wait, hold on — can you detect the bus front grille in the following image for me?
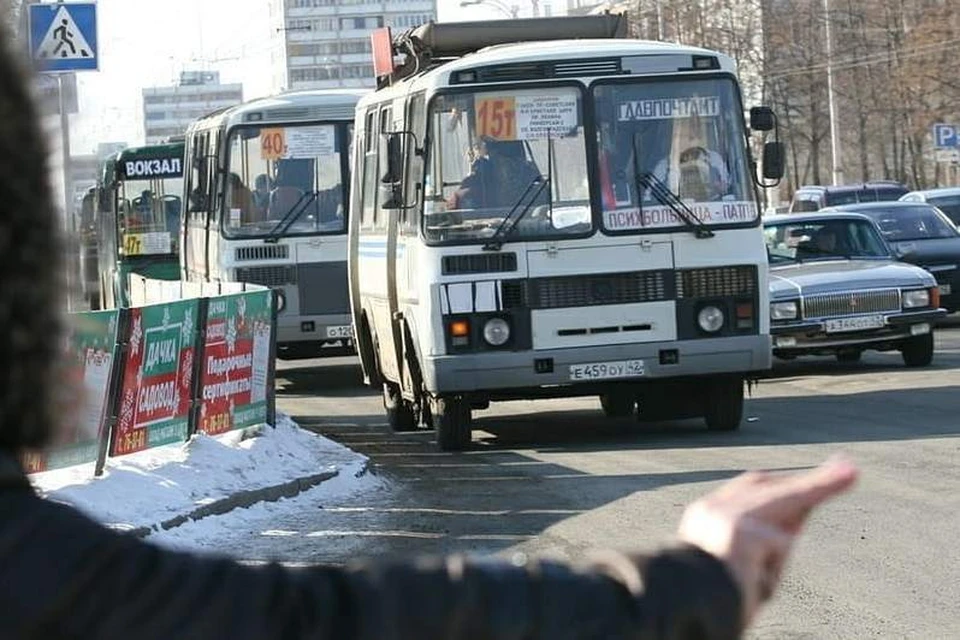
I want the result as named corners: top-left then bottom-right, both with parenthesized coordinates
top-left (235, 265), bottom-right (297, 288)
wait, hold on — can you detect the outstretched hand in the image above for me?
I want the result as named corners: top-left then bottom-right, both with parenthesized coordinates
top-left (677, 456), bottom-right (859, 626)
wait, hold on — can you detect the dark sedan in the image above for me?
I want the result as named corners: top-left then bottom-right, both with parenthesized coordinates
top-left (821, 201), bottom-right (960, 312)
top-left (764, 212), bottom-right (945, 365)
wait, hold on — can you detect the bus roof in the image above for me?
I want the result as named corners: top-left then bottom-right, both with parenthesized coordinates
top-left (364, 35), bottom-right (738, 107)
top-left (114, 141), bottom-right (184, 162)
top-left (188, 88), bottom-right (369, 133)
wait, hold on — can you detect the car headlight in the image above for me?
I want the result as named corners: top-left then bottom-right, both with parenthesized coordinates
top-left (770, 301), bottom-right (799, 320)
top-left (697, 305), bottom-right (725, 333)
top-left (902, 289), bottom-right (930, 309)
top-left (482, 317), bottom-right (511, 346)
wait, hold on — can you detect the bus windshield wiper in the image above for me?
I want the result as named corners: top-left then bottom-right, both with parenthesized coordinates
top-left (265, 191), bottom-right (319, 243)
top-left (631, 134), bottom-right (713, 239)
top-left (482, 176), bottom-right (548, 251)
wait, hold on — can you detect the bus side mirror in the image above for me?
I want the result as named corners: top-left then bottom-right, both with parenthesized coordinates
top-left (763, 141), bottom-right (785, 180)
top-left (750, 106), bottom-right (776, 132)
top-left (381, 133), bottom-right (403, 185)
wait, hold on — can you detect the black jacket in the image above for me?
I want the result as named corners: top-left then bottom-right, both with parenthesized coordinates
top-left (0, 453), bottom-right (742, 639)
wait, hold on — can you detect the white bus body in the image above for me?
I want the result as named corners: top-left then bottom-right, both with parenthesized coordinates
top-left (350, 17), bottom-right (777, 449)
top-left (183, 89), bottom-right (367, 358)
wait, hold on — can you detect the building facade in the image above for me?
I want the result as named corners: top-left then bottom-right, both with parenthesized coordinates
top-left (142, 71), bottom-right (243, 144)
top-left (272, 0), bottom-right (437, 92)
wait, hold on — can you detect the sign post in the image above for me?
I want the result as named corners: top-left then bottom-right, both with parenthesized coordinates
top-left (28, 2), bottom-right (99, 288)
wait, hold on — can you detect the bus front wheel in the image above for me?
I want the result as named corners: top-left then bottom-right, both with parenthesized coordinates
top-left (384, 382), bottom-right (417, 432)
top-left (433, 396), bottom-right (471, 451)
top-left (703, 376), bottom-right (744, 432)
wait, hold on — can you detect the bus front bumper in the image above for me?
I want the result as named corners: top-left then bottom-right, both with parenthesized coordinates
top-left (276, 313), bottom-right (353, 346)
top-left (422, 334), bottom-right (771, 395)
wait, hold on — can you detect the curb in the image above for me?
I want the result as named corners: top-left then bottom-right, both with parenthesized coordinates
top-left (127, 461), bottom-right (369, 538)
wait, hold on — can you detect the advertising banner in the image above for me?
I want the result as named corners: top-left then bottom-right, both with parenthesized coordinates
top-left (23, 310), bottom-right (121, 473)
top-left (198, 290), bottom-right (273, 435)
top-left (111, 300), bottom-right (198, 456)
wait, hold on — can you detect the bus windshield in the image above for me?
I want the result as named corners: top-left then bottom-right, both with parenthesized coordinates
top-left (117, 176), bottom-right (182, 257)
top-left (223, 123), bottom-right (349, 239)
top-left (423, 86), bottom-right (592, 244)
top-left (592, 77), bottom-right (757, 233)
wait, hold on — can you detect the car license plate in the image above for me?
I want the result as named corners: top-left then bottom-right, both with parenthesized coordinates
top-left (326, 325), bottom-right (353, 339)
top-left (569, 359), bottom-right (645, 381)
top-left (824, 315), bottom-right (884, 333)
top-left (939, 284), bottom-right (952, 296)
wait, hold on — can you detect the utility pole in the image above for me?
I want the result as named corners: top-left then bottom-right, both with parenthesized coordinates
top-left (823, 0), bottom-right (844, 185)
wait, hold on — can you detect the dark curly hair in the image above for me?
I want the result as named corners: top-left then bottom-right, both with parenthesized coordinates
top-left (0, 24), bottom-right (64, 451)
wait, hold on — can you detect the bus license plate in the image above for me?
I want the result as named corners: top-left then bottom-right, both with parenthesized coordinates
top-left (326, 325), bottom-right (353, 339)
top-left (824, 315), bottom-right (884, 333)
top-left (569, 359), bottom-right (645, 381)
top-left (939, 284), bottom-right (952, 296)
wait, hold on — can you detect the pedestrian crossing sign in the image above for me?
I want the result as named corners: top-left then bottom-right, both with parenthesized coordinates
top-left (29, 2), bottom-right (98, 73)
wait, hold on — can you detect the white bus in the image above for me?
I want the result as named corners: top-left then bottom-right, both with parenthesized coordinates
top-left (183, 89), bottom-right (367, 358)
top-left (349, 16), bottom-right (784, 449)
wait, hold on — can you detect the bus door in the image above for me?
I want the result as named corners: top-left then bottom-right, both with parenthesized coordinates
top-left (378, 105), bottom-right (407, 385)
top-left (184, 130), bottom-right (216, 281)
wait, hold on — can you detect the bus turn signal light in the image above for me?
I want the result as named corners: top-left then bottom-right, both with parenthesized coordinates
top-left (450, 319), bottom-right (470, 337)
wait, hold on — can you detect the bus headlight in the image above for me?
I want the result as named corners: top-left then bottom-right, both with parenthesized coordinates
top-left (770, 301), bottom-right (798, 320)
top-left (902, 289), bottom-right (930, 309)
top-left (275, 289), bottom-right (286, 313)
top-left (482, 318), bottom-right (511, 346)
top-left (697, 305), bottom-right (725, 333)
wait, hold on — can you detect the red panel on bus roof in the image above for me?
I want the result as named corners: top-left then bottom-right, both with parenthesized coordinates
top-left (371, 27), bottom-right (394, 78)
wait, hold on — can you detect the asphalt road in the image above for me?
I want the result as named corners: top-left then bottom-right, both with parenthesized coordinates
top-left (231, 323), bottom-right (960, 638)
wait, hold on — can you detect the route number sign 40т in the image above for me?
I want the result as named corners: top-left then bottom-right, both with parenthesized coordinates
top-left (260, 128), bottom-right (287, 161)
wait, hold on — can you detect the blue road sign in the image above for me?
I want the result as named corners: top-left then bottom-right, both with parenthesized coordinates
top-left (29, 2), bottom-right (98, 73)
top-left (933, 123), bottom-right (957, 149)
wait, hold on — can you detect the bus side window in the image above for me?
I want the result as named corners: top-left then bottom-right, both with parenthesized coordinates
top-left (360, 109), bottom-right (379, 231)
top-left (188, 132), bottom-right (208, 220)
top-left (208, 130), bottom-right (222, 228)
top-left (401, 93), bottom-right (426, 235)
top-left (375, 107), bottom-right (393, 233)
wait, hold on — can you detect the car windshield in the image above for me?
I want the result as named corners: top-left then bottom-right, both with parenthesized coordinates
top-left (866, 206), bottom-right (959, 241)
top-left (422, 86), bottom-right (592, 244)
top-left (764, 219), bottom-right (890, 262)
top-left (117, 176), bottom-right (182, 257)
top-left (223, 123), bottom-right (350, 239)
top-left (592, 77), bottom-right (757, 232)
top-left (927, 195), bottom-right (960, 225)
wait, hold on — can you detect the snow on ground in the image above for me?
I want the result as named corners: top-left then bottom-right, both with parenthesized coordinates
top-left (147, 458), bottom-right (387, 552)
top-left (30, 414), bottom-right (372, 532)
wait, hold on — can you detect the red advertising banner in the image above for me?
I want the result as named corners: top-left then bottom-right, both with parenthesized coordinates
top-left (112, 299), bottom-right (198, 456)
top-left (198, 291), bottom-right (273, 436)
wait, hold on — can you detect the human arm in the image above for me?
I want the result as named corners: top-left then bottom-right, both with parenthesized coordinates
top-left (3, 490), bottom-right (741, 640)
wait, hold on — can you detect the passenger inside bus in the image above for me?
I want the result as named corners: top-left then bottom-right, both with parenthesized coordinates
top-left (226, 172), bottom-right (259, 224)
top-left (252, 174), bottom-right (273, 214)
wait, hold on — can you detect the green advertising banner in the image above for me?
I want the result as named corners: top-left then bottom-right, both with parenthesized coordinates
top-left (23, 310), bottom-right (121, 474)
top-left (112, 299), bottom-right (198, 457)
top-left (198, 290), bottom-right (274, 435)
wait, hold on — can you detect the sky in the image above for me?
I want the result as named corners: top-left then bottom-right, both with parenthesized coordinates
top-left (61, 0), bottom-right (534, 155)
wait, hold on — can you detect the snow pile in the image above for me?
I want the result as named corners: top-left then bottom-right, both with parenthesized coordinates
top-left (30, 414), bottom-right (367, 532)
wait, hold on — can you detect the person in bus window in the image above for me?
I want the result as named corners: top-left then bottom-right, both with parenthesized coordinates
top-left (449, 137), bottom-right (542, 211)
top-left (227, 173), bottom-right (258, 225)
top-left (650, 112), bottom-right (730, 202)
top-left (252, 174), bottom-right (273, 215)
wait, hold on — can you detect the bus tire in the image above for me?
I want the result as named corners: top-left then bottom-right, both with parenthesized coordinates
top-left (434, 396), bottom-right (471, 451)
top-left (704, 376), bottom-right (744, 432)
top-left (599, 392), bottom-right (635, 418)
top-left (383, 382), bottom-right (417, 432)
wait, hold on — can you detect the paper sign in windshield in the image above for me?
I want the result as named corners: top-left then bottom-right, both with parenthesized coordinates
top-left (618, 96), bottom-right (720, 121)
top-left (604, 201), bottom-right (757, 230)
top-left (516, 95), bottom-right (578, 139)
top-left (124, 232), bottom-right (172, 256)
top-left (287, 126), bottom-right (336, 159)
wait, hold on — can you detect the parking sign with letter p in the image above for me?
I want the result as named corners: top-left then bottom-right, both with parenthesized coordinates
top-left (934, 124), bottom-right (957, 149)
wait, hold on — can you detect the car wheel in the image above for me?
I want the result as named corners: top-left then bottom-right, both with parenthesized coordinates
top-left (836, 349), bottom-right (862, 363)
top-left (383, 382), bottom-right (417, 432)
top-left (599, 391), bottom-right (635, 418)
top-left (901, 333), bottom-right (934, 367)
top-left (704, 376), bottom-right (744, 431)
top-left (434, 396), bottom-right (471, 451)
